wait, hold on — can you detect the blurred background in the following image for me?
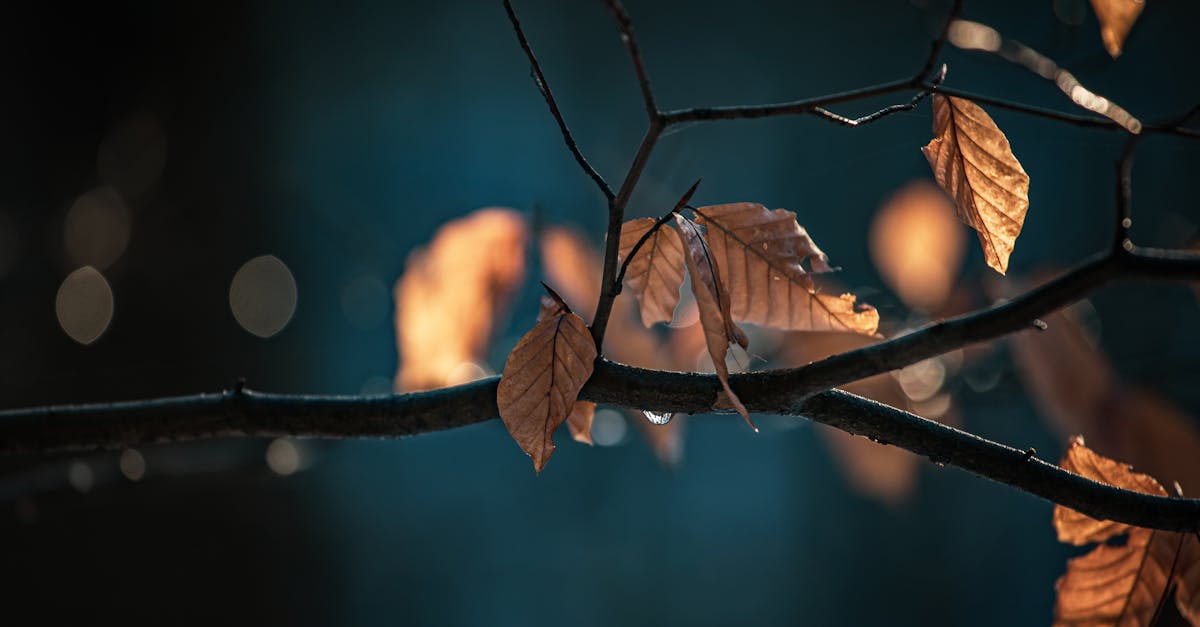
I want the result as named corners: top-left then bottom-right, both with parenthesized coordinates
top-left (1, 0), bottom-right (1198, 624)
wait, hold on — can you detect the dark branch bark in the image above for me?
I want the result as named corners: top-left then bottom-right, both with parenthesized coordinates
top-left (3, 375), bottom-right (1199, 532)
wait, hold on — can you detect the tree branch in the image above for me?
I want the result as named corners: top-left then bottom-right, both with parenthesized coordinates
top-left (3, 374), bottom-right (1199, 532)
top-left (503, 0), bottom-right (615, 202)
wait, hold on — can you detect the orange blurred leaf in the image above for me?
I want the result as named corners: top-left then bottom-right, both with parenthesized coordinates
top-left (674, 213), bottom-right (753, 429)
top-left (394, 208), bottom-right (527, 391)
top-left (869, 180), bottom-right (967, 312)
top-left (1052, 437), bottom-right (1188, 627)
top-left (567, 401), bottom-right (597, 445)
top-left (617, 218), bottom-right (686, 327)
top-left (496, 287), bottom-right (597, 472)
top-left (694, 203), bottom-right (879, 335)
top-left (1090, 0), bottom-right (1144, 58)
top-left (922, 95), bottom-right (1030, 275)
top-left (540, 226), bottom-right (602, 317)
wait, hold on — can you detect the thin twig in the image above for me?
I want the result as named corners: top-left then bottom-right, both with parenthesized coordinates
top-left (590, 120), bottom-right (664, 348)
top-left (612, 179), bottom-right (700, 292)
top-left (810, 66), bottom-right (946, 128)
top-left (915, 0), bottom-right (963, 81)
top-left (661, 78), bottom-right (916, 125)
top-left (503, 0), bottom-right (615, 202)
top-left (600, 0), bottom-right (659, 120)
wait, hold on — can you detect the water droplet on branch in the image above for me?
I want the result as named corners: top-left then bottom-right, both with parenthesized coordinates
top-left (643, 410), bottom-right (673, 425)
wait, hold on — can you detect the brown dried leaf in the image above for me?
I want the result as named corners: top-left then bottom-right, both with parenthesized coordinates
top-left (922, 95), bottom-right (1030, 275)
top-left (566, 401), bottom-right (597, 445)
top-left (496, 292), bottom-right (597, 472)
top-left (695, 203), bottom-right (879, 335)
top-left (1054, 436), bottom-right (1168, 546)
top-left (395, 208), bottom-right (527, 391)
top-left (869, 180), bottom-right (967, 312)
top-left (617, 218), bottom-right (686, 327)
top-left (1054, 527), bottom-right (1180, 627)
top-left (673, 213), bottom-right (753, 429)
top-left (1090, 0), bottom-right (1144, 58)
top-left (1052, 438), bottom-right (1187, 627)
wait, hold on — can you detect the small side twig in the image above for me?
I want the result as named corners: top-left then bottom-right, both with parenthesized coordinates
top-left (915, 0), bottom-right (963, 81)
top-left (600, 0), bottom-right (659, 121)
top-left (612, 179), bottom-right (700, 293)
top-left (810, 65), bottom-right (947, 128)
top-left (503, 0), bottom-right (615, 202)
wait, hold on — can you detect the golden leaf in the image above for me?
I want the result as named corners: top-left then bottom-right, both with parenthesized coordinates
top-left (1055, 527), bottom-right (1180, 627)
top-left (694, 203), bottom-right (879, 335)
top-left (1051, 437), bottom-right (1191, 627)
top-left (617, 218), bottom-right (686, 327)
top-left (496, 289), bottom-right (597, 472)
top-left (394, 208), bottom-right (527, 391)
top-left (1090, 0), bottom-right (1145, 58)
top-left (673, 213), bottom-right (753, 429)
top-left (1054, 436), bottom-right (1167, 546)
top-left (922, 95), bottom-right (1030, 275)
top-left (869, 180), bottom-right (967, 312)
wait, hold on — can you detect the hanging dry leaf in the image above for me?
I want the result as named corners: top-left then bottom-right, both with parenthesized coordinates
top-left (566, 401), bottom-right (597, 445)
top-left (617, 218), bottom-right (686, 327)
top-left (496, 287), bottom-right (597, 472)
top-left (673, 213), bottom-right (753, 429)
top-left (395, 208), bottom-right (527, 391)
top-left (1090, 0), bottom-right (1144, 58)
top-left (694, 203), bottom-right (879, 335)
top-left (922, 94), bottom-right (1030, 275)
top-left (1052, 437), bottom-right (1190, 627)
top-left (869, 180), bottom-right (967, 312)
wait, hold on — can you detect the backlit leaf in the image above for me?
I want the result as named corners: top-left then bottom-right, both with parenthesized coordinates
top-left (922, 95), bottom-right (1030, 275)
top-left (617, 217), bottom-right (686, 327)
top-left (1090, 0), bottom-right (1144, 58)
top-left (695, 203), bottom-right (879, 335)
top-left (673, 213), bottom-right (753, 429)
top-left (1051, 438), bottom-right (1189, 627)
top-left (394, 208), bottom-right (527, 391)
top-left (496, 287), bottom-right (597, 472)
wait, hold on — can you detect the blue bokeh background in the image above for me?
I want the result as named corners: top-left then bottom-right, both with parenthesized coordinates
top-left (1, 0), bottom-right (1198, 625)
